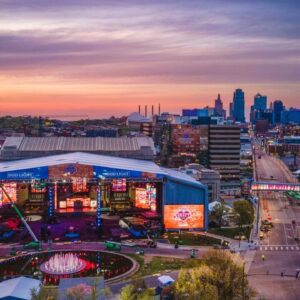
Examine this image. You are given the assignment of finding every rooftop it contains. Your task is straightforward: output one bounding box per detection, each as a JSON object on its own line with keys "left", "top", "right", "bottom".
{"left": 0, "top": 152, "right": 205, "bottom": 189}
{"left": 1, "top": 136, "right": 155, "bottom": 153}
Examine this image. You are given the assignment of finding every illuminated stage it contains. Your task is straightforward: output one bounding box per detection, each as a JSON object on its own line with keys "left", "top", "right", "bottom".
{"left": 0, "top": 152, "right": 208, "bottom": 232}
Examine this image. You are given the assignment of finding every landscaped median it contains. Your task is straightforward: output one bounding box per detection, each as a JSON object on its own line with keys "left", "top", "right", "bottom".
{"left": 126, "top": 254, "right": 203, "bottom": 278}
{"left": 157, "top": 231, "right": 221, "bottom": 246}
{"left": 209, "top": 226, "right": 252, "bottom": 241}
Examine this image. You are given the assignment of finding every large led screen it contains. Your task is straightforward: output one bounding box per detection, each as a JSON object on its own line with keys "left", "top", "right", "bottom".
{"left": 164, "top": 205, "right": 204, "bottom": 229}
{"left": 0, "top": 183, "right": 17, "bottom": 207}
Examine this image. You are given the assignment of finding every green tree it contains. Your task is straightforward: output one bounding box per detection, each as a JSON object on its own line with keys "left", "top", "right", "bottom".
{"left": 173, "top": 250, "right": 255, "bottom": 300}
{"left": 233, "top": 200, "right": 254, "bottom": 226}
{"left": 210, "top": 202, "right": 228, "bottom": 226}
{"left": 30, "top": 287, "right": 58, "bottom": 300}
{"left": 202, "top": 250, "right": 255, "bottom": 300}
{"left": 119, "top": 283, "right": 156, "bottom": 300}
{"left": 119, "top": 284, "right": 137, "bottom": 300}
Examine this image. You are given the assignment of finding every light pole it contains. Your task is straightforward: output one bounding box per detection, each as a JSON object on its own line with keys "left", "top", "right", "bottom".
{"left": 242, "top": 262, "right": 245, "bottom": 300}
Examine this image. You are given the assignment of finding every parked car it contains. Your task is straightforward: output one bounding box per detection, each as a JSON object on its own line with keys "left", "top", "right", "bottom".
{"left": 260, "top": 225, "right": 271, "bottom": 232}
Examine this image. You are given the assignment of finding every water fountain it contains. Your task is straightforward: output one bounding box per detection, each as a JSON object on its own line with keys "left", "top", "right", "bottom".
{"left": 40, "top": 253, "right": 87, "bottom": 275}
{"left": 0, "top": 250, "right": 135, "bottom": 285}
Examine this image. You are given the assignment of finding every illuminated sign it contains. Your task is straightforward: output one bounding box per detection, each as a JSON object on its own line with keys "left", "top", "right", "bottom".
{"left": 251, "top": 183, "right": 300, "bottom": 192}
{"left": 0, "top": 183, "right": 17, "bottom": 207}
{"left": 164, "top": 205, "right": 204, "bottom": 229}
{"left": 93, "top": 166, "right": 164, "bottom": 179}
{"left": 112, "top": 179, "right": 127, "bottom": 192}
{"left": 0, "top": 167, "right": 48, "bottom": 180}
{"left": 135, "top": 188, "right": 148, "bottom": 209}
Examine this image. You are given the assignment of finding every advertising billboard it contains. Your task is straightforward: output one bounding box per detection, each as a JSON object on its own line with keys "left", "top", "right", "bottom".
{"left": 135, "top": 188, "right": 148, "bottom": 209}
{"left": 164, "top": 205, "right": 204, "bottom": 229}
{"left": 112, "top": 179, "right": 127, "bottom": 192}
{"left": 135, "top": 185, "right": 157, "bottom": 210}
{"left": 0, "top": 183, "right": 17, "bottom": 207}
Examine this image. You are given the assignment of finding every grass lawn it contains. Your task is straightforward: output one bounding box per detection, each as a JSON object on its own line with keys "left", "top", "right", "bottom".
{"left": 159, "top": 232, "right": 221, "bottom": 246}
{"left": 128, "top": 254, "right": 203, "bottom": 278}
{"left": 209, "top": 226, "right": 251, "bottom": 240}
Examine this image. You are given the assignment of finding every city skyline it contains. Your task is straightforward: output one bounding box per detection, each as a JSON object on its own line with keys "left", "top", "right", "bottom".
{"left": 0, "top": 0, "right": 299, "bottom": 118}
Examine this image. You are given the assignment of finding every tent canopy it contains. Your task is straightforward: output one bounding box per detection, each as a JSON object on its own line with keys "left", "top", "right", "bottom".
{"left": 0, "top": 277, "right": 41, "bottom": 300}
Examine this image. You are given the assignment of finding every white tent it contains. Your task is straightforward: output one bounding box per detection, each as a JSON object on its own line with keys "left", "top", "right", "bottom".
{"left": 158, "top": 275, "right": 175, "bottom": 287}
{"left": 209, "top": 201, "right": 232, "bottom": 212}
{"left": 0, "top": 277, "right": 41, "bottom": 300}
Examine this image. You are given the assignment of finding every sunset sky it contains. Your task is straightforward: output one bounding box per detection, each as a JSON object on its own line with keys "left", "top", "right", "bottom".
{"left": 0, "top": 0, "right": 299, "bottom": 118}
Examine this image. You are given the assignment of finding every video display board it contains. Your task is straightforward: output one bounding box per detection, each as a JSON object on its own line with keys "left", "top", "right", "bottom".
{"left": 135, "top": 184, "right": 157, "bottom": 210}
{"left": 112, "top": 179, "right": 127, "bottom": 192}
{"left": 164, "top": 205, "right": 204, "bottom": 229}
{"left": 0, "top": 183, "right": 17, "bottom": 207}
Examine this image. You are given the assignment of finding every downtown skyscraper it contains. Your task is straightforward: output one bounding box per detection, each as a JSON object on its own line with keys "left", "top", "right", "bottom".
{"left": 254, "top": 93, "right": 267, "bottom": 111}
{"left": 232, "top": 88, "right": 245, "bottom": 123}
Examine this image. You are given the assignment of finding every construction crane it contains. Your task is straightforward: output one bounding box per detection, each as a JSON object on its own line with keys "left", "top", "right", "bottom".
{"left": 0, "top": 184, "right": 40, "bottom": 249}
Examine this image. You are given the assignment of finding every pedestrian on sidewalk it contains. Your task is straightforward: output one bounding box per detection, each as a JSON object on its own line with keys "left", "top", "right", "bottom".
{"left": 261, "top": 254, "right": 265, "bottom": 261}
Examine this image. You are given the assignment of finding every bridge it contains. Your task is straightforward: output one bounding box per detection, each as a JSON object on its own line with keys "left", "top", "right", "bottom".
{"left": 251, "top": 182, "right": 300, "bottom": 192}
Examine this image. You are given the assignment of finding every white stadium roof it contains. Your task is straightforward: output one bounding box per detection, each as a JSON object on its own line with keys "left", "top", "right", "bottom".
{"left": 0, "top": 152, "right": 205, "bottom": 188}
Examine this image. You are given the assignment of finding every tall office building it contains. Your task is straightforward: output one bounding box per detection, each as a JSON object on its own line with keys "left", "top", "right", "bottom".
{"left": 232, "top": 88, "right": 245, "bottom": 123}
{"left": 273, "top": 100, "right": 284, "bottom": 123}
{"left": 229, "top": 102, "right": 234, "bottom": 118}
{"left": 208, "top": 125, "right": 241, "bottom": 193}
{"left": 214, "top": 94, "right": 226, "bottom": 118}
{"left": 254, "top": 93, "right": 267, "bottom": 111}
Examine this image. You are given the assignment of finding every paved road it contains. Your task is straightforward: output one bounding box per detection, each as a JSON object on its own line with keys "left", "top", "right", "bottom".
{"left": 248, "top": 148, "right": 300, "bottom": 299}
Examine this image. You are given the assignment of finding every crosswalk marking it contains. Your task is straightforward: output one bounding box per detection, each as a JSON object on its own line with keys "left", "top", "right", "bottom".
{"left": 259, "top": 245, "right": 300, "bottom": 251}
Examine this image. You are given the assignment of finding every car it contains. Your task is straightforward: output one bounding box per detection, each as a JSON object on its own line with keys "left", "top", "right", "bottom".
{"left": 259, "top": 232, "right": 264, "bottom": 240}
{"left": 213, "top": 244, "right": 229, "bottom": 250}
{"left": 260, "top": 225, "right": 271, "bottom": 232}
{"left": 262, "top": 220, "right": 273, "bottom": 227}
{"left": 234, "top": 235, "right": 246, "bottom": 241}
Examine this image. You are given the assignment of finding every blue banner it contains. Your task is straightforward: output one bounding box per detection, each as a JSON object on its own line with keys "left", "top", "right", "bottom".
{"left": 93, "top": 166, "right": 163, "bottom": 179}
{"left": 0, "top": 167, "right": 49, "bottom": 180}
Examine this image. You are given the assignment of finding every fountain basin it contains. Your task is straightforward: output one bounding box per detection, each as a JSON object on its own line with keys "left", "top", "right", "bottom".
{"left": 40, "top": 253, "right": 87, "bottom": 275}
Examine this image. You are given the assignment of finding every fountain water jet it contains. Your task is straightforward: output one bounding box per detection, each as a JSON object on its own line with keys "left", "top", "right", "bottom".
{"left": 40, "top": 253, "right": 86, "bottom": 275}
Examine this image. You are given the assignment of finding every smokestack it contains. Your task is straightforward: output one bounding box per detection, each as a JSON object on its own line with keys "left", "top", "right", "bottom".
{"left": 145, "top": 105, "right": 147, "bottom": 118}
{"left": 152, "top": 105, "right": 154, "bottom": 116}
{"left": 138, "top": 105, "right": 141, "bottom": 114}
{"left": 158, "top": 103, "right": 161, "bottom": 116}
